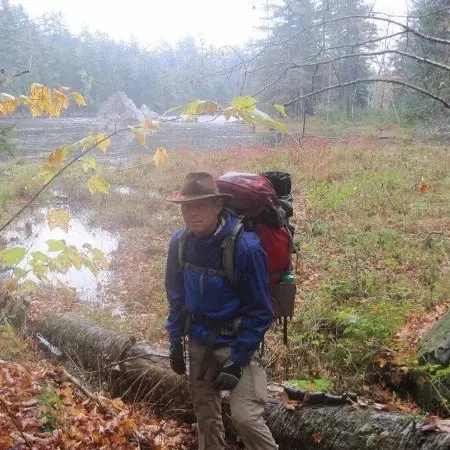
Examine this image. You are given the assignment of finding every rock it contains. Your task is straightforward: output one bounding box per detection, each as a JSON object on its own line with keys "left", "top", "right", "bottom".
{"left": 97, "top": 92, "right": 144, "bottom": 128}
{"left": 140, "top": 104, "right": 159, "bottom": 120}
{"left": 414, "top": 310, "right": 450, "bottom": 414}
{"left": 419, "top": 310, "right": 450, "bottom": 365}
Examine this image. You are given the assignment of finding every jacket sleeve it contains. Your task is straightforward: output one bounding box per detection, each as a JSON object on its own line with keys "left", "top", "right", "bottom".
{"left": 229, "top": 234, "right": 275, "bottom": 366}
{"left": 165, "top": 230, "right": 186, "bottom": 345}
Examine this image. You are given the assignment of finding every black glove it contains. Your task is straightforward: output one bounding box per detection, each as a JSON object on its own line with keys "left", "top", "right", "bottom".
{"left": 169, "top": 342, "right": 186, "bottom": 375}
{"left": 212, "top": 359, "right": 243, "bottom": 391}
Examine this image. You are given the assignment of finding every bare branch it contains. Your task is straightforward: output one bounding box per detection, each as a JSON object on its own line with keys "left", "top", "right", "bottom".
{"left": 0, "top": 128, "right": 128, "bottom": 233}
{"left": 298, "top": 49, "right": 449, "bottom": 72}
{"left": 0, "top": 69, "right": 30, "bottom": 86}
{"left": 284, "top": 78, "right": 450, "bottom": 109}
{"left": 253, "top": 14, "right": 450, "bottom": 53}
{"left": 253, "top": 48, "right": 449, "bottom": 98}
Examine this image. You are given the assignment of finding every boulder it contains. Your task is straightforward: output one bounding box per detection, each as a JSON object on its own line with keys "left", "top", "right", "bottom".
{"left": 419, "top": 310, "right": 450, "bottom": 365}
{"left": 414, "top": 310, "right": 450, "bottom": 414}
{"left": 140, "top": 104, "right": 160, "bottom": 120}
{"left": 97, "top": 92, "right": 144, "bottom": 128}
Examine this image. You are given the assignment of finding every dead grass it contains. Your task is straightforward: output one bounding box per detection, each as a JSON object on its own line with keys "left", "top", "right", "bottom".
{"left": 2, "top": 121, "right": 448, "bottom": 400}
{"left": 85, "top": 137, "right": 448, "bottom": 396}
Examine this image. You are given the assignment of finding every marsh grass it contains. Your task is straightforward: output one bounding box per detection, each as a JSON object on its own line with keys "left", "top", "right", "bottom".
{"left": 1, "top": 124, "right": 448, "bottom": 395}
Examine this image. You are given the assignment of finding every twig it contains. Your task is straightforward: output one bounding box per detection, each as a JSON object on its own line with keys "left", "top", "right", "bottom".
{"left": 302, "top": 64, "right": 319, "bottom": 138}
{"left": 284, "top": 78, "right": 450, "bottom": 109}
{"left": 381, "top": 182, "right": 402, "bottom": 213}
{"left": 60, "top": 368, "right": 100, "bottom": 402}
{"left": 0, "top": 395, "right": 33, "bottom": 449}
{"left": 0, "top": 127, "right": 129, "bottom": 233}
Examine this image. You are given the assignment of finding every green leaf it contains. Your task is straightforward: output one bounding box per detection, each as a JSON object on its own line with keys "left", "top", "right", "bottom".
{"left": 0, "top": 247, "right": 27, "bottom": 266}
{"left": 53, "top": 246, "right": 82, "bottom": 272}
{"left": 274, "top": 103, "right": 287, "bottom": 117}
{"left": 46, "top": 209, "right": 70, "bottom": 232}
{"left": 65, "top": 246, "right": 82, "bottom": 270}
{"left": 29, "top": 251, "right": 51, "bottom": 280}
{"left": 82, "top": 156, "right": 97, "bottom": 172}
{"left": 21, "top": 280, "right": 37, "bottom": 292}
{"left": 88, "top": 175, "right": 110, "bottom": 195}
{"left": 231, "top": 96, "right": 256, "bottom": 111}
{"left": 13, "top": 267, "right": 27, "bottom": 279}
{"left": 82, "top": 256, "right": 99, "bottom": 276}
{"left": 46, "top": 239, "right": 66, "bottom": 252}
{"left": 90, "top": 247, "right": 108, "bottom": 268}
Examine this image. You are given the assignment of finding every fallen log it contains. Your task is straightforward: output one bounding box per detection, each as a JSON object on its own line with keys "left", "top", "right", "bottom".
{"left": 1, "top": 294, "right": 450, "bottom": 449}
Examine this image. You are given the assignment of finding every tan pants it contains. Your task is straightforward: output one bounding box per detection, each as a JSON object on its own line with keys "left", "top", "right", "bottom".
{"left": 188, "top": 339, "right": 278, "bottom": 450}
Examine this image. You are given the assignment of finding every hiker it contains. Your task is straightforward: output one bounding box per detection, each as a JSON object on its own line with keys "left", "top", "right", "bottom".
{"left": 165, "top": 172, "right": 278, "bottom": 450}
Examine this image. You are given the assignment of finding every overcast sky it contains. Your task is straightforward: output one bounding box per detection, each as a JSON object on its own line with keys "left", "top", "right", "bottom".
{"left": 10, "top": 0, "right": 409, "bottom": 47}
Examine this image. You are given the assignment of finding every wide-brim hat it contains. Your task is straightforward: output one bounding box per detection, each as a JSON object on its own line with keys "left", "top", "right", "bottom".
{"left": 167, "top": 172, "right": 233, "bottom": 204}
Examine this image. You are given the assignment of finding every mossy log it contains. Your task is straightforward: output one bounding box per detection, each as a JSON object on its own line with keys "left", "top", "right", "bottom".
{"left": 1, "top": 294, "right": 450, "bottom": 449}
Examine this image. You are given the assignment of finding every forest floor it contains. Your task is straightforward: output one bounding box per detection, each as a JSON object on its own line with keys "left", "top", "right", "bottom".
{"left": 1, "top": 118, "right": 449, "bottom": 447}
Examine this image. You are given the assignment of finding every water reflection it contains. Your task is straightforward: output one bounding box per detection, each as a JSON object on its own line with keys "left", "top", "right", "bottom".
{"left": 4, "top": 207, "right": 118, "bottom": 301}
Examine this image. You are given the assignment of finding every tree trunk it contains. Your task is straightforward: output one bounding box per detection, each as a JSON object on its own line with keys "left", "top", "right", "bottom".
{"left": 1, "top": 295, "right": 449, "bottom": 449}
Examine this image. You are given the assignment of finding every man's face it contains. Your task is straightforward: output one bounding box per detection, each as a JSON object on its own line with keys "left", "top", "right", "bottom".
{"left": 181, "top": 198, "right": 222, "bottom": 237}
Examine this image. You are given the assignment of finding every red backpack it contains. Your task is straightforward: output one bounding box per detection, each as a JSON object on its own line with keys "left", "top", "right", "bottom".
{"left": 216, "top": 172, "right": 297, "bottom": 344}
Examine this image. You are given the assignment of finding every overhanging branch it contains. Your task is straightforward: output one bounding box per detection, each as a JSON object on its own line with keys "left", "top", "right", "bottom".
{"left": 283, "top": 79, "right": 450, "bottom": 109}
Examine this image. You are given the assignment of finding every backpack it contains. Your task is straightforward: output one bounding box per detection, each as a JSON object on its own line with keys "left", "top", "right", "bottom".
{"left": 216, "top": 171, "right": 297, "bottom": 344}
{"left": 178, "top": 171, "right": 297, "bottom": 345}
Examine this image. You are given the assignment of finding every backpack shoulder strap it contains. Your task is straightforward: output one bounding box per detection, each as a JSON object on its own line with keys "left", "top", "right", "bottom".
{"left": 178, "top": 228, "right": 188, "bottom": 268}
{"left": 221, "top": 219, "right": 244, "bottom": 288}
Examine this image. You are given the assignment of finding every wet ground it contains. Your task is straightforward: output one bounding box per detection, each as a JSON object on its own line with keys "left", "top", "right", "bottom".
{"left": 3, "top": 200, "right": 119, "bottom": 301}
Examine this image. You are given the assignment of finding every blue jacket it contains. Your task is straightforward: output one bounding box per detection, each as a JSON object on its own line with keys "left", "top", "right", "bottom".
{"left": 165, "top": 209, "right": 275, "bottom": 366}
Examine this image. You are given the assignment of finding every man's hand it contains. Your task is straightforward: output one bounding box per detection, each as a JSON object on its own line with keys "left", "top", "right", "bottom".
{"left": 169, "top": 342, "right": 186, "bottom": 375}
{"left": 212, "top": 359, "right": 243, "bottom": 391}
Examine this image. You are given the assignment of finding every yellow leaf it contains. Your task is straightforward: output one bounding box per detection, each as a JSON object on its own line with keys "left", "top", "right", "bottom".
{"left": 223, "top": 106, "right": 239, "bottom": 120}
{"left": 231, "top": 96, "right": 256, "bottom": 111}
{"left": 79, "top": 135, "right": 96, "bottom": 151}
{"left": 82, "top": 156, "right": 97, "bottom": 172}
{"left": 141, "top": 119, "right": 159, "bottom": 133}
{"left": 274, "top": 103, "right": 287, "bottom": 117}
{"left": 153, "top": 147, "right": 168, "bottom": 168}
{"left": 88, "top": 175, "right": 110, "bottom": 195}
{"left": 53, "top": 89, "right": 70, "bottom": 110}
{"left": 46, "top": 209, "right": 70, "bottom": 232}
{"left": 202, "top": 100, "right": 218, "bottom": 115}
{"left": 248, "top": 108, "right": 287, "bottom": 133}
{"left": 184, "top": 100, "right": 218, "bottom": 115}
{"left": 419, "top": 181, "right": 430, "bottom": 193}
{"left": 0, "top": 93, "right": 17, "bottom": 116}
{"left": 30, "top": 83, "right": 43, "bottom": 97}
{"left": 29, "top": 102, "right": 44, "bottom": 117}
{"left": 59, "top": 86, "right": 70, "bottom": 94}
{"left": 131, "top": 127, "right": 147, "bottom": 148}
{"left": 30, "top": 83, "right": 51, "bottom": 102}
{"left": 71, "top": 91, "right": 86, "bottom": 106}
{"left": 184, "top": 100, "right": 202, "bottom": 116}
{"left": 17, "top": 95, "right": 31, "bottom": 105}
{"left": 45, "top": 147, "right": 67, "bottom": 168}
{"left": 92, "top": 133, "right": 112, "bottom": 152}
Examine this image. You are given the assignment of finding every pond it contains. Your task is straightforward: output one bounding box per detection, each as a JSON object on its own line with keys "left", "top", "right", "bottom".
{"left": 1, "top": 116, "right": 283, "bottom": 165}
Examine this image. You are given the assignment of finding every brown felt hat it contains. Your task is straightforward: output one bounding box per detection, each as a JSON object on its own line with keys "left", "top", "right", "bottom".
{"left": 167, "top": 172, "right": 233, "bottom": 204}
